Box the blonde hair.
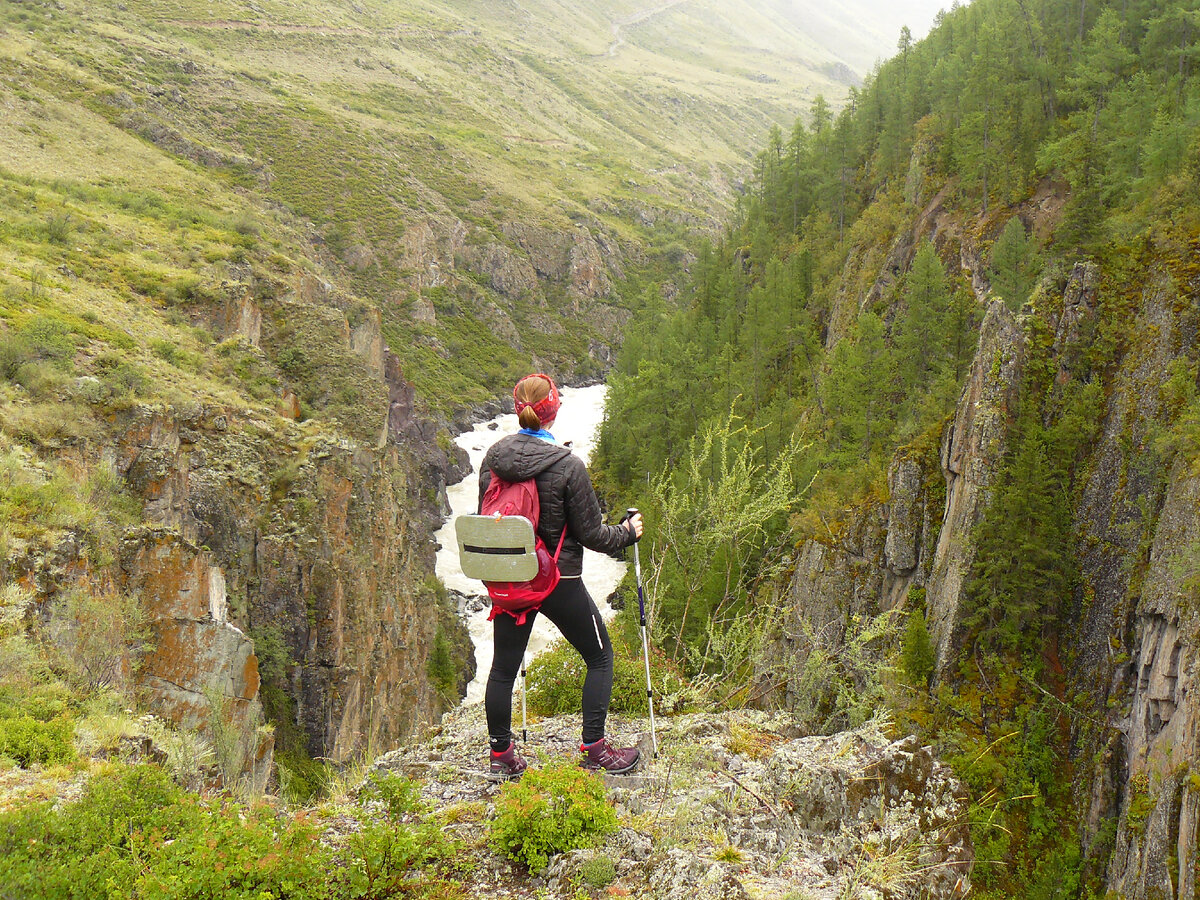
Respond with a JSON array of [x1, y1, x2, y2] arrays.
[[515, 375, 551, 430]]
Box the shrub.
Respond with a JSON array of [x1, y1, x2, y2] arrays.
[[359, 770, 423, 822], [426, 626, 457, 700], [580, 854, 617, 888], [489, 759, 618, 871], [0, 765, 331, 899], [277, 345, 307, 375], [0, 714, 75, 767], [93, 352, 147, 401], [45, 584, 146, 693], [151, 338, 180, 364], [0, 316, 82, 398], [528, 631, 684, 717], [43, 209, 74, 244]]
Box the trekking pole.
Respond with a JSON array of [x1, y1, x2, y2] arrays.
[[628, 508, 658, 759], [520, 649, 528, 745]]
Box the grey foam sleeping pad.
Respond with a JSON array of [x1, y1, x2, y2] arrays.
[[455, 515, 539, 582]]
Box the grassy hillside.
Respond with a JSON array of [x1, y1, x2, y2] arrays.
[[0, 0, 870, 417]]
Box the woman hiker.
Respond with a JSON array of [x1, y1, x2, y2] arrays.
[[479, 373, 644, 779]]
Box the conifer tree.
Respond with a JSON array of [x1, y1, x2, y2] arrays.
[[989, 217, 1038, 311], [894, 242, 951, 399]]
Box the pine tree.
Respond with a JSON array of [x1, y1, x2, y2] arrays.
[[894, 242, 951, 399], [965, 430, 1072, 653], [989, 217, 1037, 311]]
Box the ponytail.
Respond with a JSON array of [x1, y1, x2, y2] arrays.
[[518, 405, 542, 430]]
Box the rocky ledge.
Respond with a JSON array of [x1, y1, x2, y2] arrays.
[[365, 706, 973, 899]]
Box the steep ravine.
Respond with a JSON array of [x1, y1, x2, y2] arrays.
[[770, 186, 1200, 896]]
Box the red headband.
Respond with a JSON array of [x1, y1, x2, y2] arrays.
[[514, 373, 560, 425]]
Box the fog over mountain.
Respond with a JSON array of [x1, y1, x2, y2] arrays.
[[785, 0, 959, 74]]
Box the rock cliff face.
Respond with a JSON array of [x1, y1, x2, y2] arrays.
[[397, 214, 631, 349], [778, 203, 1199, 895], [0, 279, 475, 774], [113, 391, 467, 763], [120, 528, 273, 789], [924, 298, 1026, 670], [1105, 460, 1200, 899], [1069, 269, 1199, 899]]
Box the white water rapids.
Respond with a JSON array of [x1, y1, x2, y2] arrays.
[[434, 384, 627, 705]]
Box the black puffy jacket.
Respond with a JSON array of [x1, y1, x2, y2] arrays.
[[478, 434, 634, 577]]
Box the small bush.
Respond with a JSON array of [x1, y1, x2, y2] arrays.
[[0, 765, 331, 899], [277, 345, 307, 375], [580, 853, 617, 887], [0, 714, 75, 767], [0, 316, 82, 395], [426, 625, 457, 699], [528, 633, 684, 717], [93, 353, 147, 401], [43, 210, 74, 244], [489, 760, 619, 871], [151, 338, 179, 364], [359, 770, 423, 822], [45, 584, 145, 693]]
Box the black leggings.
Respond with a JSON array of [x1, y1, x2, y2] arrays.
[[486, 577, 613, 749]]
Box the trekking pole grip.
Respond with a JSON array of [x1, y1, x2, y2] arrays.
[[625, 507, 641, 542]]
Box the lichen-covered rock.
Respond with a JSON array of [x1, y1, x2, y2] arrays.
[[369, 707, 972, 900], [650, 851, 749, 900], [569, 226, 611, 299], [762, 731, 972, 899], [1102, 458, 1200, 900], [884, 456, 924, 575], [503, 221, 573, 280], [467, 242, 539, 300], [221, 293, 262, 346], [349, 307, 385, 376], [926, 299, 1026, 673], [109, 391, 471, 765], [119, 527, 270, 785]]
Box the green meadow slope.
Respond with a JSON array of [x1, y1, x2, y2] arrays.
[[0, 0, 867, 415]]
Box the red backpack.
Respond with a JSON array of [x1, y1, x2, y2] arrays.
[[478, 475, 567, 625]]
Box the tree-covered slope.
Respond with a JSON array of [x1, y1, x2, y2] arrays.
[[595, 0, 1200, 896]]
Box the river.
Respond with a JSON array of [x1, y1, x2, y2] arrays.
[[433, 384, 627, 705]]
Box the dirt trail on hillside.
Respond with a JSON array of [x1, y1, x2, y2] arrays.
[[606, 0, 691, 58]]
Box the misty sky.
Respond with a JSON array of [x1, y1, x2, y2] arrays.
[[873, 0, 956, 41], [786, 0, 963, 75]]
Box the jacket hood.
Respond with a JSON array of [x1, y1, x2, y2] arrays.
[[485, 434, 574, 482]]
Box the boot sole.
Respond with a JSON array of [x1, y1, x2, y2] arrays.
[[488, 769, 525, 782]]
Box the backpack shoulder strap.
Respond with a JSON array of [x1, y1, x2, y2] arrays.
[[551, 525, 567, 563]]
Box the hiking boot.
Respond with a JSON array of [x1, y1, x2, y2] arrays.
[[489, 744, 528, 781], [579, 738, 640, 774]]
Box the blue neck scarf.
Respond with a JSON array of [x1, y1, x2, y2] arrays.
[[518, 427, 557, 443]]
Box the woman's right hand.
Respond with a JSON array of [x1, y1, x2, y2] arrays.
[[626, 512, 644, 541]]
